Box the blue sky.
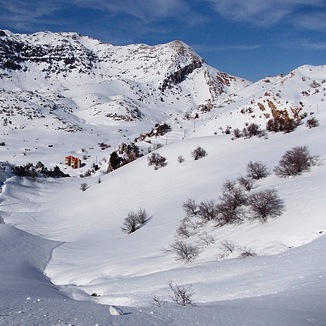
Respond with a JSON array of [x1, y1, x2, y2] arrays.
[[1, 0, 326, 81]]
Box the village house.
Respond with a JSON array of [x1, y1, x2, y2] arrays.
[[65, 155, 81, 169]]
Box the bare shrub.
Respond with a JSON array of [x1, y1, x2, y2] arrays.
[[233, 128, 241, 138], [197, 200, 218, 223], [216, 202, 245, 227], [237, 175, 255, 191], [218, 240, 236, 259], [220, 240, 236, 254], [220, 180, 248, 208], [178, 155, 185, 163], [246, 123, 260, 137], [247, 189, 285, 222], [148, 152, 167, 170], [274, 146, 316, 177], [216, 180, 247, 226], [80, 183, 88, 191], [151, 295, 166, 307], [266, 117, 297, 133], [169, 239, 200, 263], [182, 199, 199, 217], [191, 146, 207, 160], [198, 232, 215, 246], [168, 281, 195, 306], [121, 208, 149, 234], [135, 207, 148, 225], [246, 161, 269, 180], [121, 212, 139, 234], [239, 247, 257, 258], [176, 216, 199, 238], [306, 117, 319, 128]]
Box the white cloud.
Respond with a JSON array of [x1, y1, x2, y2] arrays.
[[205, 0, 326, 27], [73, 0, 189, 22], [0, 1, 66, 31], [292, 12, 326, 31]]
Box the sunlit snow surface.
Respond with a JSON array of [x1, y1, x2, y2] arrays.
[[0, 31, 325, 325]]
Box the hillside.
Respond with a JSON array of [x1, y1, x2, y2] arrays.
[[0, 30, 325, 325]]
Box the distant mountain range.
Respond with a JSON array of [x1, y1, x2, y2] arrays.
[[0, 29, 325, 161]]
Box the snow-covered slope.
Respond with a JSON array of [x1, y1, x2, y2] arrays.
[[0, 29, 325, 325]]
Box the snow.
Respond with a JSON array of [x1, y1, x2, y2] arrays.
[[0, 30, 326, 325]]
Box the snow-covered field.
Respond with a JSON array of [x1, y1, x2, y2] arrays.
[[1, 111, 326, 324], [0, 30, 326, 325]]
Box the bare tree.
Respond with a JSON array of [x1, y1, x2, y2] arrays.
[[246, 161, 269, 180], [247, 189, 285, 222], [168, 281, 195, 306], [274, 146, 316, 177]]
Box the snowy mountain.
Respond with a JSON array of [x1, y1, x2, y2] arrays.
[[0, 30, 325, 325]]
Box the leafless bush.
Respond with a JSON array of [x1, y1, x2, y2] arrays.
[[246, 123, 260, 137], [178, 155, 185, 163], [233, 128, 242, 138], [198, 232, 215, 247], [237, 175, 255, 191], [220, 240, 236, 253], [182, 199, 199, 217], [176, 216, 199, 238], [135, 207, 148, 225], [266, 117, 297, 133], [121, 212, 139, 234], [168, 281, 195, 306], [247, 189, 285, 222], [306, 117, 319, 128], [148, 152, 167, 170], [169, 239, 200, 263], [191, 146, 207, 160], [218, 240, 236, 259], [197, 200, 218, 223], [80, 183, 88, 191], [216, 201, 245, 226], [238, 247, 257, 258], [215, 180, 247, 226], [246, 161, 269, 179], [121, 208, 149, 234], [274, 146, 316, 177], [151, 295, 166, 307]]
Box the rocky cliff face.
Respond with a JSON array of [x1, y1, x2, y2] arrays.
[[0, 30, 248, 93]]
